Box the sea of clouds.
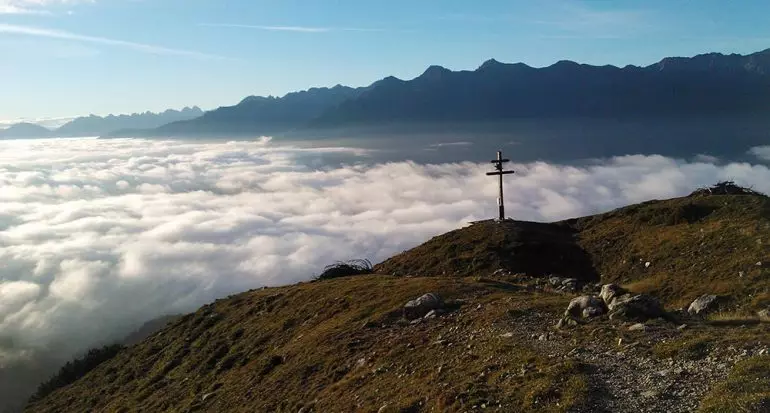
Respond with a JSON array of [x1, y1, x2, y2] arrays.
[[1, 137, 770, 370]]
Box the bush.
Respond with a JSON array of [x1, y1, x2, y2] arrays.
[[28, 344, 125, 404], [689, 181, 765, 197], [315, 259, 373, 280]]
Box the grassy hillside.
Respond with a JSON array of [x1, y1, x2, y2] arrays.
[[26, 190, 770, 412], [378, 190, 770, 311]]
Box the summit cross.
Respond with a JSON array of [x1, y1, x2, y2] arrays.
[[486, 150, 515, 221]]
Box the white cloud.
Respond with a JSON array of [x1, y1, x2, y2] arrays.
[[749, 146, 770, 161], [0, 137, 769, 404], [199, 23, 383, 33], [0, 23, 224, 59], [0, 0, 90, 14]]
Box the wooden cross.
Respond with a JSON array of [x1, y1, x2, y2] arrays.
[[486, 151, 515, 221]]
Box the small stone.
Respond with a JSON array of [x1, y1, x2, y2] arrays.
[[404, 293, 444, 320], [499, 332, 514, 338], [645, 261, 651, 268], [757, 261, 763, 266], [628, 323, 647, 331], [600, 284, 627, 306], [688, 294, 721, 315], [677, 324, 688, 330], [201, 392, 216, 402], [538, 334, 548, 341], [565, 295, 606, 318]]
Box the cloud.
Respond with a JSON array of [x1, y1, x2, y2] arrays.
[[0, 23, 224, 59], [0, 0, 90, 14], [0, 116, 79, 130], [749, 146, 770, 161], [0, 137, 770, 407], [199, 23, 382, 33], [534, 0, 653, 38]]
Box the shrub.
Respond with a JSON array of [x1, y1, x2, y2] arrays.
[[315, 259, 373, 280], [29, 344, 125, 404], [689, 181, 765, 197]]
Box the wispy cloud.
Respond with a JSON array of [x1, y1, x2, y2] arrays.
[[0, 0, 87, 15], [200, 23, 383, 33], [534, 1, 654, 39], [0, 23, 225, 59]]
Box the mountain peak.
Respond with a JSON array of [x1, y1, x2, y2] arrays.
[[419, 65, 451, 79], [477, 58, 504, 70]]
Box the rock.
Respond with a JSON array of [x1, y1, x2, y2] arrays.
[[499, 332, 514, 338], [600, 284, 628, 306], [628, 323, 647, 331], [201, 392, 216, 402], [548, 276, 563, 287], [556, 316, 579, 329], [608, 294, 665, 321], [677, 324, 688, 330], [404, 293, 444, 320], [423, 309, 445, 319], [582, 306, 605, 318], [687, 294, 721, 316], [565, 295, 606, 318], [758, 309, 770, 321]]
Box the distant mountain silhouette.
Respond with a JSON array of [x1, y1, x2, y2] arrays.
[[108, 48, 770, 139], [311, 49, 770, 125], [0, 123, 52, 139], [55, 107, 204, 137], [112, 86, 362, 137]]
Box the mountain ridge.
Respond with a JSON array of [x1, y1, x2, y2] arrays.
[[109, 48, 770, 138]]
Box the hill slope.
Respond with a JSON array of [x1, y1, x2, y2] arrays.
[[26, 191, 770, 413], [378, 189, 770, 311]]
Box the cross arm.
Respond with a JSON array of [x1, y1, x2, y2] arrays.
[[486, 171, 515, 176]]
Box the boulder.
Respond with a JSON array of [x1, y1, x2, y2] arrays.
[[565, 295, 606, 318], [600, 284, 627, 306], [687, 294, 722, 316], [608, 293, 665, 321], [403, 293, 444, 320]]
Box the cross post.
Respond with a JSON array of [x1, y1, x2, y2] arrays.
[[486, 150, 515, 221]]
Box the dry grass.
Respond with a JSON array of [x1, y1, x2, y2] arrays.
[[26, 276, 587, 413]]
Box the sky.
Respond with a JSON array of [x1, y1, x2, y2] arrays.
[[1, 0, 770, 121]]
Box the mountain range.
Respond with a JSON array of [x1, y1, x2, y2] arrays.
[[0, 107, 203, 139], [110, 48, 770, 138]]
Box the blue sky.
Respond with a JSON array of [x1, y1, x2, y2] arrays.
[[1, 0, 769, 121]]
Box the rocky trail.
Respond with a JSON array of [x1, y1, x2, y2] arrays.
[[484, 280, 770, 413]]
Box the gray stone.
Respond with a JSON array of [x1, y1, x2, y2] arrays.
[[556, 317, 579, 329], [607, 293, 665, 321], [404, 293, 444, 320], [628, 323, 647, 331], [565, 295, 606, 318], [600, 284, 628, 306], [687, 294, 721, 316], [423, 309, 445, 319]]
